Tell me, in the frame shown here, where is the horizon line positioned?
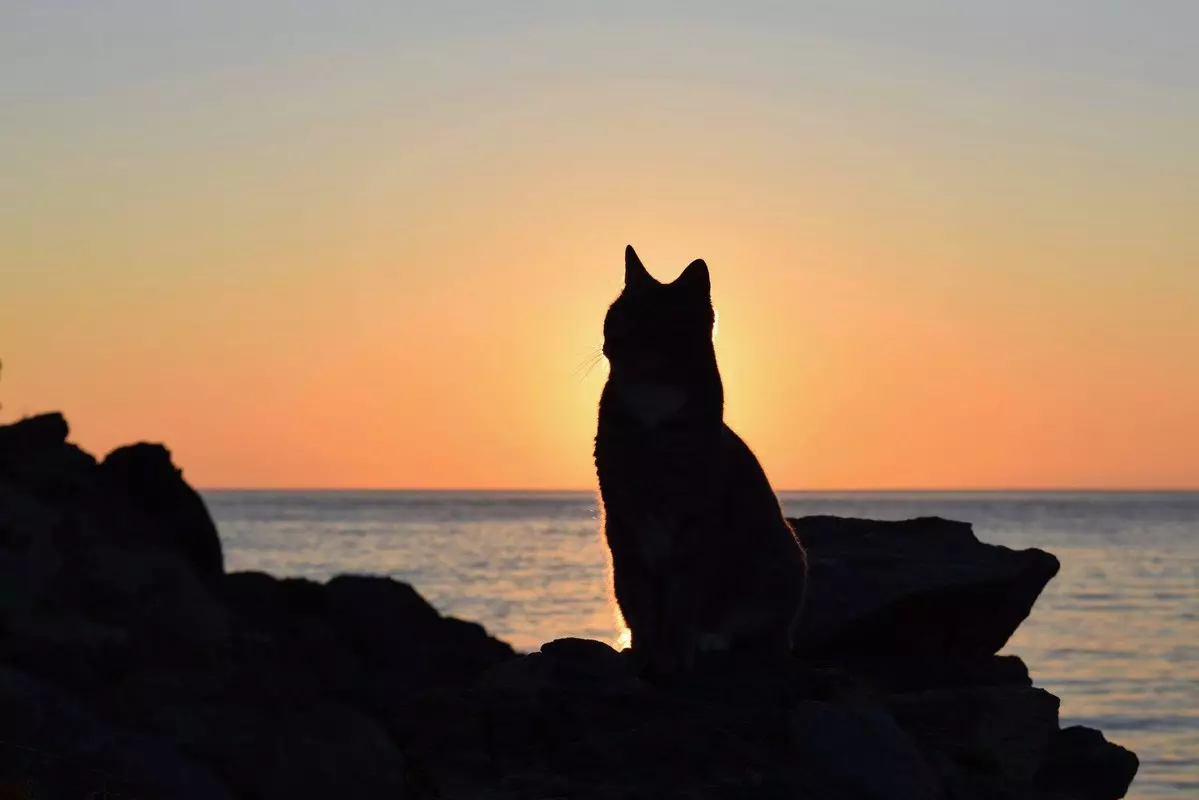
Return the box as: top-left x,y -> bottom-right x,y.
196,486 -> 1199,494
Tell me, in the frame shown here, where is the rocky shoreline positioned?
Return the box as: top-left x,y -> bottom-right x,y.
0,413 -> 1138,798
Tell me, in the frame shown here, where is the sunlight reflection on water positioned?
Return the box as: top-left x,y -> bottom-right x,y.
207,490 -> 1198,799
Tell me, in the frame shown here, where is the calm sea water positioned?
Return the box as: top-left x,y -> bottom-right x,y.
204,490 -> 1197,799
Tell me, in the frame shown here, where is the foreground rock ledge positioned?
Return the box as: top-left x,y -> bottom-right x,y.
0,413 -> 1138,799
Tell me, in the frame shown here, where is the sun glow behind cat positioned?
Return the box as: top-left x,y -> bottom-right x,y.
2,3 -> 1195,490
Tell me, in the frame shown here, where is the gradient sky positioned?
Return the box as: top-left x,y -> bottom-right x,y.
2,2 -> 1196,489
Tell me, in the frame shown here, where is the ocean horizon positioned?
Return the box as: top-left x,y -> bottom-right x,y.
199,487 -> 1199,494
203,489 -> 1197,798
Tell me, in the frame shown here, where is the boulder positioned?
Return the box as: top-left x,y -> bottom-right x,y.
478,636 -> 642,694
0,435 -> 230,689
257,701 -> 408,800
0,413 -> 69,461
100,442 -> 225,581
790,515 -> 1060,679
0,667 -> 235,799
325,573 -> 516,687
0,413 -> 96,493
223,571 -> 517,712
1034,726 -> 1140,800
788,701 -> 946,800
888,685 -> 1062,795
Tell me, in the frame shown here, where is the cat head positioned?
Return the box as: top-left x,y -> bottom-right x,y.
602,245 -> 717,385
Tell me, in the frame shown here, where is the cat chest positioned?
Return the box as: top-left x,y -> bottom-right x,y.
596,430 -> 719,485
630,512 -> 682,567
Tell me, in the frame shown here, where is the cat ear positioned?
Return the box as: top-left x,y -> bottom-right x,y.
624,245 -> 656,291
674,258 -> 710,296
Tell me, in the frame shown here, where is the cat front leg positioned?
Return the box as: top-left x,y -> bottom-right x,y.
610,548 -> 660,663
651,568 -> 700,675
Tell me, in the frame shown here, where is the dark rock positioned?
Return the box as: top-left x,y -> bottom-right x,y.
101,442 -> 225,581
865,654 -> 1034,694
93,660 -> 295,797
223,568 -> 288,615
790,516 -> 1060,671
0,434 -> 231,688
222,570 -> 516,712
257,701 -> 407,800
1034,726 -> 1139,800
959,654 -> 1033,686
225,572 -> 331,626
0,413 -> 96,496
0,413 -> 517,797
394,644 -> 945,799
109,683 -> 409,800
324,574 -> 516,706
479,637 -> 640,694
889,685 -> 1061,794
224,573 -> 367,700
0,667 -> 235,799
0,413 -> 1141,800
326,573 -> 444,630
788,701 -> 945,800
86,568 -> 512,799
0,413 -> 69,462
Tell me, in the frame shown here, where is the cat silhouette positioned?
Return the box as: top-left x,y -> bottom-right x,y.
595,245 -> 808,677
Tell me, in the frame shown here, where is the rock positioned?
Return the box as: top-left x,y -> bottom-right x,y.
789,701 -> 945,800
325,573 -> 516,688
0,413 -> 69,462
394,642 -> 1141,800
790,515 -> 1060,676
395,644 -> 946,799
1034,726 -> 1140,800
0,412 -> 517,797
223,571 -> 516,713
224,570 -> 326,619
257,701 -> 407,800
224,572 -> 362,699
101,442 -> 225,581
111,685 -> 409,800
0,433 -> 230,688
326,573 -> 444,630
888,685 -> 1061,794
0,413 -> 96,495
0,667 -> 235,799
0,413 -> 1140,800
83,570 -> 511,798
479,637 -> 640,694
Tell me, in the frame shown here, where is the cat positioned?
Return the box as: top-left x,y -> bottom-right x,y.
594,245 -> 808,677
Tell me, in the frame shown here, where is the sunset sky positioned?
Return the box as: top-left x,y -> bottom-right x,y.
2,2 -> 1196,490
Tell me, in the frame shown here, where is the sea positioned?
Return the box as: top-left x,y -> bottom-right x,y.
203,490 -> 1198,799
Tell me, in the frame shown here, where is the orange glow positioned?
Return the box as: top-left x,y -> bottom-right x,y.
2,8 -> 1195,490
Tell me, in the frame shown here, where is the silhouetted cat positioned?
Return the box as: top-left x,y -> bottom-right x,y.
595,245 -> 808,677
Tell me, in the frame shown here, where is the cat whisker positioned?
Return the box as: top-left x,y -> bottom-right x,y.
572,347 -> 606,382
578,353 -> 608,382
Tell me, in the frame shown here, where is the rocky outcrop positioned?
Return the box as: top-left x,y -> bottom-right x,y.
0,412 -> 1138,799
100,442 -> 225,583
790,515 -> 1062,689
0,413 -> 514,798
395,638 -> 1136,800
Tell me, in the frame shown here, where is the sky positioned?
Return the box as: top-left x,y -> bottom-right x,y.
2,1 -> 1196,490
